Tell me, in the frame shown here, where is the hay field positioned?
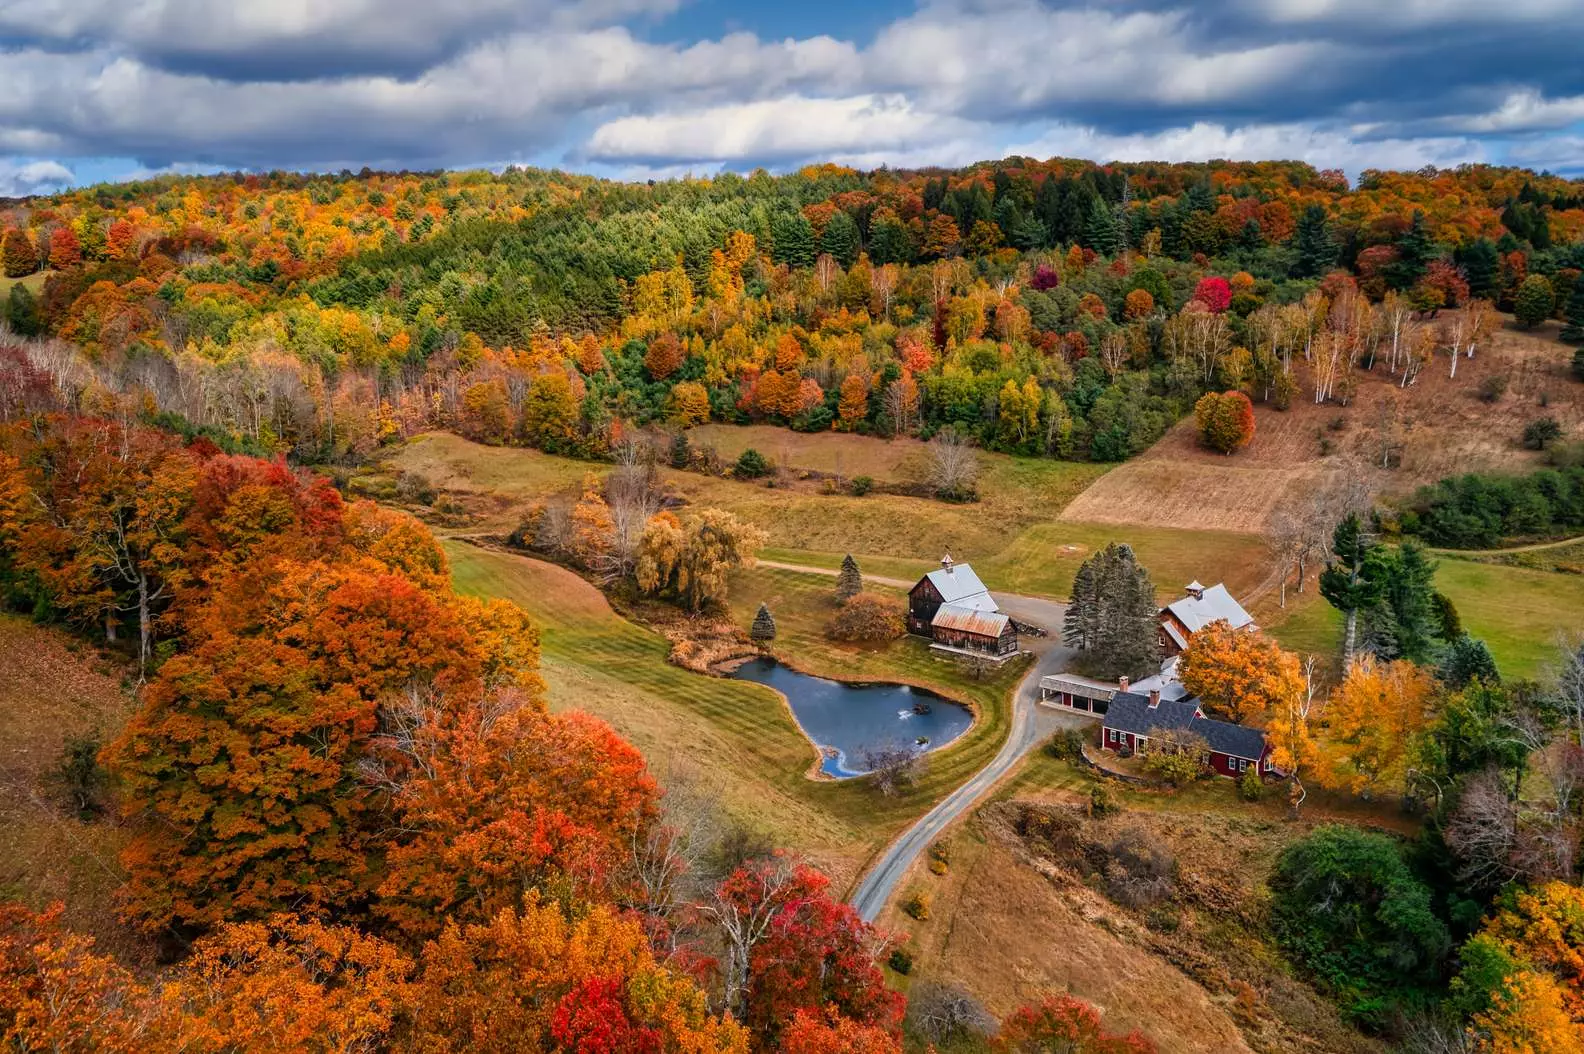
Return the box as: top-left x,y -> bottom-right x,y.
1063,315 -> 1584,535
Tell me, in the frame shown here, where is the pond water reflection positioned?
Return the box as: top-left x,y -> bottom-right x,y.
726,657 -> 973,778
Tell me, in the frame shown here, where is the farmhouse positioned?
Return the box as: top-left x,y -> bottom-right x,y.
907,555 -> 1019,659
1159,580 -> 1256,657
1099,689 -> 1274,779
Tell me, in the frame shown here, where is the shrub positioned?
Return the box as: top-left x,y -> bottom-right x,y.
902,890 -> 931,920
887,948 -> 913,975
394,470 -> 437,505
827,592 -> 905,642
1522,417 -> 1563,451
1089,784 -> 1118,817
929,858 -> 948,876
1477,374 -> 1508,403
1513,274 -> 1555,328
848,474 -> 873,496
1237,766 -> 1265,802
1138,728 -> 1209,787
734,447 -> 771,478
928,841 -> 952,866
56,734 -> 107,819
1045,728 -> 1086,760
906,980 -> 995,1045
1103,829 -> 1176,908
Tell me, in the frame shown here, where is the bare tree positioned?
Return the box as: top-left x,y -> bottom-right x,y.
1264,502 -> 1307,608
925,428 -> 980,501
622,771 -> 723,955
1553,632 -> 1584,747
907,980 -> 996,1046
1444,768 -> 1520,889
863,744 -> 926,796
882,375 -> 920,437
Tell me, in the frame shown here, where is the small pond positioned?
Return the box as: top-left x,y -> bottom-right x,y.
726,657 -> 974,779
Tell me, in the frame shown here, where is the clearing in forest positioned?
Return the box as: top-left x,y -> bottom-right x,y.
1063,316 -> 1584,535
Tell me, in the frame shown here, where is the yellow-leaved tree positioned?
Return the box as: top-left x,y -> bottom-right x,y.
1178,620 -> 1304,725
636,508 -> 765,613
1320,655 -> 1438,796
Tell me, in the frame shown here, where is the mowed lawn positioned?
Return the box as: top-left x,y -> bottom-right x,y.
444,541 -> 1027,888
1264,557 -> 1584,681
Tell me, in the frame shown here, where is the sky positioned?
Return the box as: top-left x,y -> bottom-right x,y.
2,0 -> 1584,197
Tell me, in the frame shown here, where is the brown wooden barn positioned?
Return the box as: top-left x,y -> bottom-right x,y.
908,555 -> 1019,659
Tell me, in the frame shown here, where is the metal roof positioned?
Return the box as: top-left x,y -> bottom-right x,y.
923,563 -> 992,606
1039,674 -> 1117,701
1164,583 -> 1254,634
931,604 -> 1010,638
1102,691 -> 1266,761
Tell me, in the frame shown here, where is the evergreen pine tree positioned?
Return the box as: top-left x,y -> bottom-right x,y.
669,431 -> 691,469
1291,205 -> 1335,279
868,217 -> 913,265
772,213 -> 816,269
820,210 -> 860,267
1090,543 -> 1160,680
1082,197 -> 1122,256
1441,635 -> 1499,689
1063,559 -> 1097,649
1460,238 -> 1500,300
751,603 -> 777,642
1560,271 -> 1584,345
1378,542 -> 1442,663
1385,210 -> 1434,291
1319,514 -> 1378,663
836,554 -> 863,602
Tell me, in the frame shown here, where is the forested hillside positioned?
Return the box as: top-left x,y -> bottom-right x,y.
3,158 -> 1582,468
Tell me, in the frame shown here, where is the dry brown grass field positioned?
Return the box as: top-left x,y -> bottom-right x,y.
0,615 -> 146,965
1063,315 -> 1584,534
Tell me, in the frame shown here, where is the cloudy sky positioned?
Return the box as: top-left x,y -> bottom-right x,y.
2,0 -> 1583,196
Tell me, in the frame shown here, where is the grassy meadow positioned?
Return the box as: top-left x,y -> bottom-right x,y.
445,541 -> 1026,887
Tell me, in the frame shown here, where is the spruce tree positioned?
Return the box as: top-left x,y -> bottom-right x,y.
1441,635 -> 1499,689
669,431 -> 692,469
1460,238 -> 1500,300
1063,559 -> 1097,649
836,554 -> 863,602
1082,197 -> 1122,256
1320,514 -> 1377,663
868,217 -> 913,266
1376,542 -> 1441,663
1291,205 -> 1335,279
772,213 -> 816,270
1385,210 -> 1433,291
820,210 -> 860,268
751,603 -> 776,642
1561,271 -> 1584,345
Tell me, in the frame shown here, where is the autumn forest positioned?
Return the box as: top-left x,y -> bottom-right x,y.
2,154 -> 1584,1053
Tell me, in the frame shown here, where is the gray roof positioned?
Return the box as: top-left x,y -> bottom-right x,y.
923,563 -> 993,606
1130,659 -> 1190,702
1039,674 -> 1118,701
1102,691 -> 1266,761
1164,583 -> 1254,634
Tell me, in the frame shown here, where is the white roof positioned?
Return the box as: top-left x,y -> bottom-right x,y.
924,563 -> 993,607
1131,657 -> 1191,702
1165,583 -> 1253,634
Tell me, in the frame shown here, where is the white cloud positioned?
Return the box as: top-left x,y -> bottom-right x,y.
586,94 -> 985,164
866,2 -> 1337,116
1426,90 -> 1584,134
0,159 -> 74,197
1008,121 -> 1489,175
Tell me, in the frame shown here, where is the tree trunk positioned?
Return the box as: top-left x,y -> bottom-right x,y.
137,571 -> 151,676
1342,608 -> 1357,665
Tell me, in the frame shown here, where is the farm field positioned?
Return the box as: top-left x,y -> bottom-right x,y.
1262,556 -> 1584,680
1064,316 -> 1584,534
444,541 -> 1026,888
383,431 -> 1268,604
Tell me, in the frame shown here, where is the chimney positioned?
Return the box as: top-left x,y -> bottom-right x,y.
1148,689 -> 1161,708
941,553 -> 954,575
1118,675 -> 1129,693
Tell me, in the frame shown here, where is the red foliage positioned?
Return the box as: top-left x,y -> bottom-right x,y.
997,994 -> 1157,1054
1031,264 -> 1061,291
1191,276 -> 1232,313
551,975 -> 663,1054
